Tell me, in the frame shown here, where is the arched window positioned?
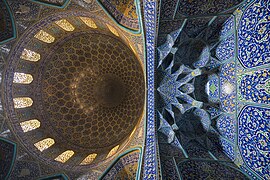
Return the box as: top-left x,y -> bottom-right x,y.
20,49 -> 40,62
79,17 -> 97,29
13,72 -> 33,84
106,24 -> 119,37
20,119 -> 40,132
13,97 -> 33,108
106,145 -> 119,158
55,19 -> 75,31
55,150 -> 75,163
34,30 -> 55,43
80,153 -> 97,165
34,138 -> 55,152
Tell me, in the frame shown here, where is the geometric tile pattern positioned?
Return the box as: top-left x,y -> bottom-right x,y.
206,106 -> 222,119
97,0 -> 140,31
238,106 -> 270,180
1,0 -> 144,179
9,161 -> 40,180
207,74 -> 220,103
179,160 -> 248,179
39,174 -> 68,180
30,0 -> 70,8
238,69 -> 270,104
238,0 -> 270,68
160,157 -> 180,179
219,138 -> 236,161
220,16 -> 234,37
220,62 -> 237,113
175,0 -> 243,17
216,34 -> 235,62
156,0 -> 270,179
217,114 -> 236,142
0,138 -> 16,180
4,11 -> 145,170
2,0 -> 270,179
0,0 -> 16,44
101,149 -> 140,179
8,0 -> 41,22
143,0 -> 158,178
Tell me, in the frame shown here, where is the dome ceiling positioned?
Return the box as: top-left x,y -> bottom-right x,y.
1,0 -> 269,179
4,11 -> 145,170
151,0 -> 270,179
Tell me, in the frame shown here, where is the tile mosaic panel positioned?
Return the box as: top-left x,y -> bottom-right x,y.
238,106 -> 270,179
205,57 -> 222,70
216,114 -> 236,142
193,46 -> 210,68
161,157 -> 180,179
102,150 -> 140,180
9,161 -> 41,179
206,74 -> 220,103
30,0 -> 70,8
97,0 -> 139,31
0,0 -> 16,44
0,138 -> 16,179
238,69 -> 270,104
238,0 -> 270,68
206,106 -> 222,119
9,0 -> 40,21
178,160 -> 248,179
220,16 -> 234,37
143,0 -> 158,178
175,0 -> 243,18
159,0 -> 178,20
216,34 -> 235,62
219,61 -> 237,113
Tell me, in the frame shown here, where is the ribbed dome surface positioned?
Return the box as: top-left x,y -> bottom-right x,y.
4,12 -> 145,170
41,33 -> 144,149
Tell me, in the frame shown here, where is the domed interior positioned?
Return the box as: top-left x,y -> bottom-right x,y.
1,0 -> 269,179
4,13 -> 145,170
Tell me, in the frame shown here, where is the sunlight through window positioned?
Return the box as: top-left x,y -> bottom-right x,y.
79,17 -> 97,29
20,119 -> 40,132
34,30 -> 55,43
34,138 -> 55,152
80,153 -> 97,165
55,19 -> 75,31
13,72 -> 33,84
55,150 -> 75,163
13,97 -> 33,108
20,49 -> 40,62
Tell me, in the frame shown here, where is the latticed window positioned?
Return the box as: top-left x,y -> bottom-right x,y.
55,150 -> 75,163
13,72 -> 33,84
20,119 -> 40,132
80,153 -> 97,165
79,17 -> 97,29
55,19 -> 75,31
34,138 -> 55,152
34,30 -> 55,43
106,24 -> 119,37
20,49 -> 40,62
13,97 -> 33,108
106,145 -> 119,158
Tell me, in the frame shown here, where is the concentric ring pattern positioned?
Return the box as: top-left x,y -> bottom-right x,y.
4,12 -> 145,170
